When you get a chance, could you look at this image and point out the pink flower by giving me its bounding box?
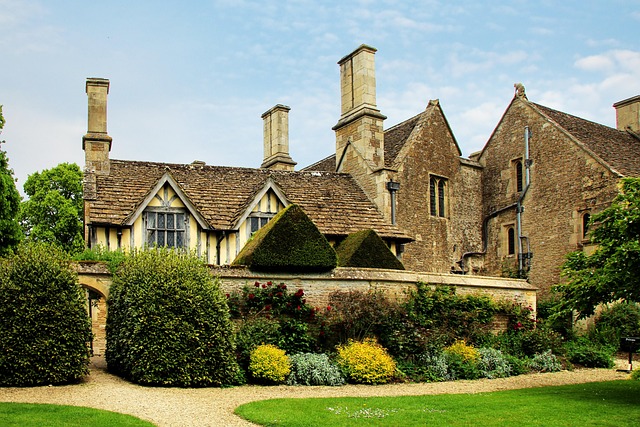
[326,305,332,312]
[254,281,260,287]
[267,281,273,286]
[295,289,304,298]
[248,293,255,300]
[262,284,267,289]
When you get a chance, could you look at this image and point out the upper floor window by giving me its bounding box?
[512,158,524,193]
[430,175,447,217]
[145,210,187,248]
[246,213,274,240]
[582,212,591,240]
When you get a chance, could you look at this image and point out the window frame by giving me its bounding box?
[144,207,189,249]
[429,175,448,218]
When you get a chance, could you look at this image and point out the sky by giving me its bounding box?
[1,0,640,194]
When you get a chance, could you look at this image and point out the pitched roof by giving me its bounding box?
[532,103,640,177]
[86,159,412,242]
[303,111,423,172]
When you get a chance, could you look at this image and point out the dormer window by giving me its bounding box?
[145,209,188,248]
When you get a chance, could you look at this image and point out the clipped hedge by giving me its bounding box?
[335,229,405,270]
[232,204,337,272]
[0,243,91,386]
[106,248,240,387]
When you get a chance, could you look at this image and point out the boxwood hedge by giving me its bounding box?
[335,229,405,270]
[0,243,91,386]
[232,204,337,272]
[106,248,240,387]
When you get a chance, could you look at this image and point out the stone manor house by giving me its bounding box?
[83,44,640,299]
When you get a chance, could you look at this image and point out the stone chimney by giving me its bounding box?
[613,95,640,133]
[261,104,296,171]
[333,44,387,172]
[83,78,112,176]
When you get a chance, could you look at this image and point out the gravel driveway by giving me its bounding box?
[0,356,631,426]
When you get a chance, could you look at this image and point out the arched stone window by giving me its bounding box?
[429,175,448,218]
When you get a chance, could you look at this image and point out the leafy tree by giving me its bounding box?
[20,162,84,254]
[0,105,23,256]
[556,177,640,318]
[0,242,91,386]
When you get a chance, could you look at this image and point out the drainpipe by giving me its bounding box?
[216,231,226,266]
[460,203,518,274]
[517,127,532,275]
[386,180,400,224]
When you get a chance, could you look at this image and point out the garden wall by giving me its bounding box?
[76,261,537,356]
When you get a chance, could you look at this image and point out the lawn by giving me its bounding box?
[235,380,640,426]
[0,402,155,427]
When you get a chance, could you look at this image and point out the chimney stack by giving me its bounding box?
[83,78,112,175]
[333,44,386,172]
[261,104,296,171]
[613,95,640,134]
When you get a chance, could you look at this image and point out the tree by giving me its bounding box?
[0,242,91,386]
[556,177,640,318]
[0,105,23,256]
[20,162,84,254]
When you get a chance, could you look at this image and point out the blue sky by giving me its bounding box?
[1,0,639,192]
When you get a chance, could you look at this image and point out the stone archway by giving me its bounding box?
[77,262,113,357]
[82,285,107,356]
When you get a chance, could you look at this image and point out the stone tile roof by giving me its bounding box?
[303,110,426,172]
[87,159,412,241]
[533,103,640,177]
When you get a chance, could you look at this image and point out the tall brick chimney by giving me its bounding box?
[261,104,296,171]
[83,78,112,176]
[613,95,640,133]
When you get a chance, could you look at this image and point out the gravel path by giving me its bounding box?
[0,356,632,427]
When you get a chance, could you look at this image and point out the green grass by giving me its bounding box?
[0,402,155,427]
[235,380,640,426]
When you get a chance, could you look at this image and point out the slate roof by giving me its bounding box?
[532,103,640,177]
[87,159,412,241]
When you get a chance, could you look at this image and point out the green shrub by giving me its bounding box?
[444,340,480,363]
[106,248,240,387]
[249,344,291,384]
[228,281,320,359]
[233,316,281,370]
[591,302,640,349]
[232,204,337,272]
[286,353,345,386]
[336,338,396,384]
[72,246,126,274]
[630,369,640,381]
[504,354,528,376]
[321,289,399,348]
[527,350,562,372]
[403,284,497,347]
[477,347,512,379]
[444,352,480,380]
[404,352,450,382]
[0,243,91,386]
[334,229,405,270]
[564,338,615,368]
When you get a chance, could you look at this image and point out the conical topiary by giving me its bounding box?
[232,204,337,272]
[335,229,405,270]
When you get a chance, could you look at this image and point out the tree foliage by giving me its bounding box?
[0,105,23,256]
[106,248,240,387]
[20,162,84,254]
[0,242,91,386]
[556,177,640,318]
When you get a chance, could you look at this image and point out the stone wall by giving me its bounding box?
[395,104,483,274]
[479,97,620,296]
[76,262,537,354]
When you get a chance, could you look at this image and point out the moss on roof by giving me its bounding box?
[232,204,337,272]
[335,229,405,270]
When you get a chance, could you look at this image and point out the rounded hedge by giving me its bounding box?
[0,243,91,386]
[106,248,240,387]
